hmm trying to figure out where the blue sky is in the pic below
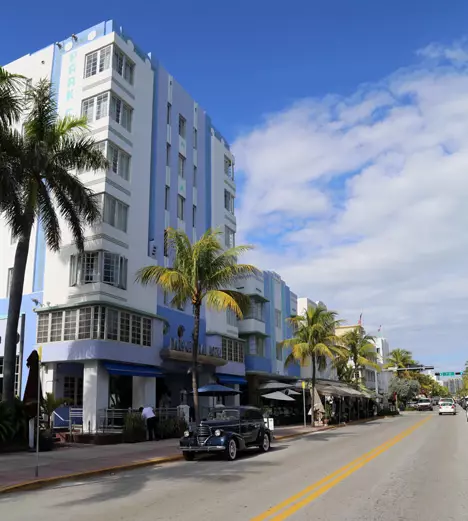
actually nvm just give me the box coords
[2,1,468,141]
[3,1,468,371]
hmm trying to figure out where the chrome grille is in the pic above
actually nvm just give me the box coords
[196,425,211,444]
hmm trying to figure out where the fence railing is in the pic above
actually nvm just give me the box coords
[98,407,181,433]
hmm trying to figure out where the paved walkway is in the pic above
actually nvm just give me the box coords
[0,422,351,492]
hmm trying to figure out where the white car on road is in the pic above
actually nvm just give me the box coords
[439,398,456,415]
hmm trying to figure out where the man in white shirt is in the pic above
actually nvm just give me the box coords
[139,406,157,441]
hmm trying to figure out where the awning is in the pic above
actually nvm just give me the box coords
[261,391,295,402]
[103,362,164,378]
[217,374,247,385]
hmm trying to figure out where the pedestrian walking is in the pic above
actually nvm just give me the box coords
[139,406,157,441]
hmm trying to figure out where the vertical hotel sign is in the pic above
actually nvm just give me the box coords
[61,42,77,117]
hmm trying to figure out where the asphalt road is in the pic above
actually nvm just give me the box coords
[2,410,468,520]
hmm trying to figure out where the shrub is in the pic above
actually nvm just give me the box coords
[0,402,15,443]
[123,412,147,443]
[156,417,188,439]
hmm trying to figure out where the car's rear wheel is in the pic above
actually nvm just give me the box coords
[225,439,237,461]
[183,452,195,461]
[439,413,442,415]
[259,432,270,453]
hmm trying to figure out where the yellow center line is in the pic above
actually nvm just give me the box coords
[251,416,431,521]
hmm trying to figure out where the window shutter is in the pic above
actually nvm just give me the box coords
[69,254,78,286]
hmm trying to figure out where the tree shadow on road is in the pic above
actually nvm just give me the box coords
[53,445,288,507]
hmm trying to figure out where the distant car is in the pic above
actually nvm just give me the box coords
[417,398,433,412]
[179,406,271,461]
[439,398,456,415]
[406,401,418,409]
[431,397,440,406]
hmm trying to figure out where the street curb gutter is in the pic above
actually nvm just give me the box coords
[0,415,393,495]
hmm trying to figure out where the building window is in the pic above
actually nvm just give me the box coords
[110,95,133,131]
[178,154,185,178]
[167,103,172,125]
[245,298,264,321]
[102,194,128,232]
[84,45,111,78]
[192,205,197,228]
[256,337,265,357]
[224,226,235,248]
[224,155,234,179]
[108,142,130,181]
[193,165,197,187]
[275,309,282,328]
[6,268,13,297]
[37,313,49,343]
[81,92,109,123]
[165,186,170,211]
[220,337,244,362]
[0,355,21,396]
[177,195,185,221]
[64,310,77,341]
[113,47,134,85]
[37,306,152,346]
[178,115,186,138]
[226,308,237,327]
[276,343,283,361]
[193,128,197,149]
[50,312,63,342]
[69,250,128,289]
[164,229,168,256]
[166,143,171,167]
[224,190,234,214]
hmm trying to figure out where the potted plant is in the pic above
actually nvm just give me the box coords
[323,403,332,426]
[123,412,147,443]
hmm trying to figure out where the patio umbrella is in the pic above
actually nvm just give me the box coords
[285,389,301,396]
[197,384,241,396]
[258,381,294,392]
[261,391,295,402]
[23,349,43,419]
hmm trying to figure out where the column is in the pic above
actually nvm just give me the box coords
[83,361,109,433]
[132,376,157,409]
[41,363,57,396]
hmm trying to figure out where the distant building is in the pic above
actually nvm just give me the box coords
[444,378,463,395]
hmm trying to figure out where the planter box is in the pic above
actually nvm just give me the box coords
[71,433,123,445]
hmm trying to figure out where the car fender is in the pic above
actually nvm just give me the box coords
[224,431,246,451]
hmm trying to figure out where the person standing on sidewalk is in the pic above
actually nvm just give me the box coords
[139,406,157,441]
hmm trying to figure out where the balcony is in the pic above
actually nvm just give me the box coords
[237,318,266,336]
[245,354,271,374]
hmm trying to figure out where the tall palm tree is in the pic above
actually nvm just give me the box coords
[385,348,415,377]
[283,304,343,426]
[1,80,108,403]
[340,326,379,388]
[0,67,24,225]
[136,228,259,424]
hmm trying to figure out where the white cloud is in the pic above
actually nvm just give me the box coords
[233,41,468,371]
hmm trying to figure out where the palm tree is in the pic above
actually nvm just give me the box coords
[0,67,24,225]
[42,392,66,429]
[340,326,379,388]
[283,304,343,426]
[333,357,355,384]
[385,349,415,377]
[1,80,108,403]
[136,228,259,424]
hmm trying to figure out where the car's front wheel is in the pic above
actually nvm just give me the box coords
[183,452,195,461]
[259,432,270,453]
[225,439,237,461]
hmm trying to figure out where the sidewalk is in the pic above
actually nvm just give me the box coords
[0,420,377,494]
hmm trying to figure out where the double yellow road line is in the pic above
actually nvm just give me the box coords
[251,416,432,521]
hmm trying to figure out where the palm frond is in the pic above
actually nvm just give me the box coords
[205,290,244,317]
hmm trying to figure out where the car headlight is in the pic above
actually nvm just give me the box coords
[184,430,190,437]
[214,429,222,437]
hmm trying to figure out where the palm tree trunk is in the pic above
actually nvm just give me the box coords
[311,355,316,427]
[191,303,201,425]
[2,226,32,403]
[353,355,360,389]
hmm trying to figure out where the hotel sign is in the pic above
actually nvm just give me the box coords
[169,338,223,359]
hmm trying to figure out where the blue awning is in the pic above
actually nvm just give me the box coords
[217,374,247,385]
[103,362,164,378]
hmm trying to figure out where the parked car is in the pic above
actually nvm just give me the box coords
[417,398,433,411]
[439,398,456,415]
[180,406,271,461]
[431,397,440,406]
[406,401,418,409]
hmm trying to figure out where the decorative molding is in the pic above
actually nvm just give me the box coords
[68,290,127,303]
[82,78,111,92]
[113,77,136,100]
[106,177,131,196]
[224,178,236,192]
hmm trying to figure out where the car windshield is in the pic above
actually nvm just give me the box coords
[208,409,240,421]
[440,400,453,404]
[419,399,430,403]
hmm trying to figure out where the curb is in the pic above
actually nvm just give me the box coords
[0,415,395,496]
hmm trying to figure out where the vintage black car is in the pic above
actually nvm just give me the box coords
[180,406,271,461]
